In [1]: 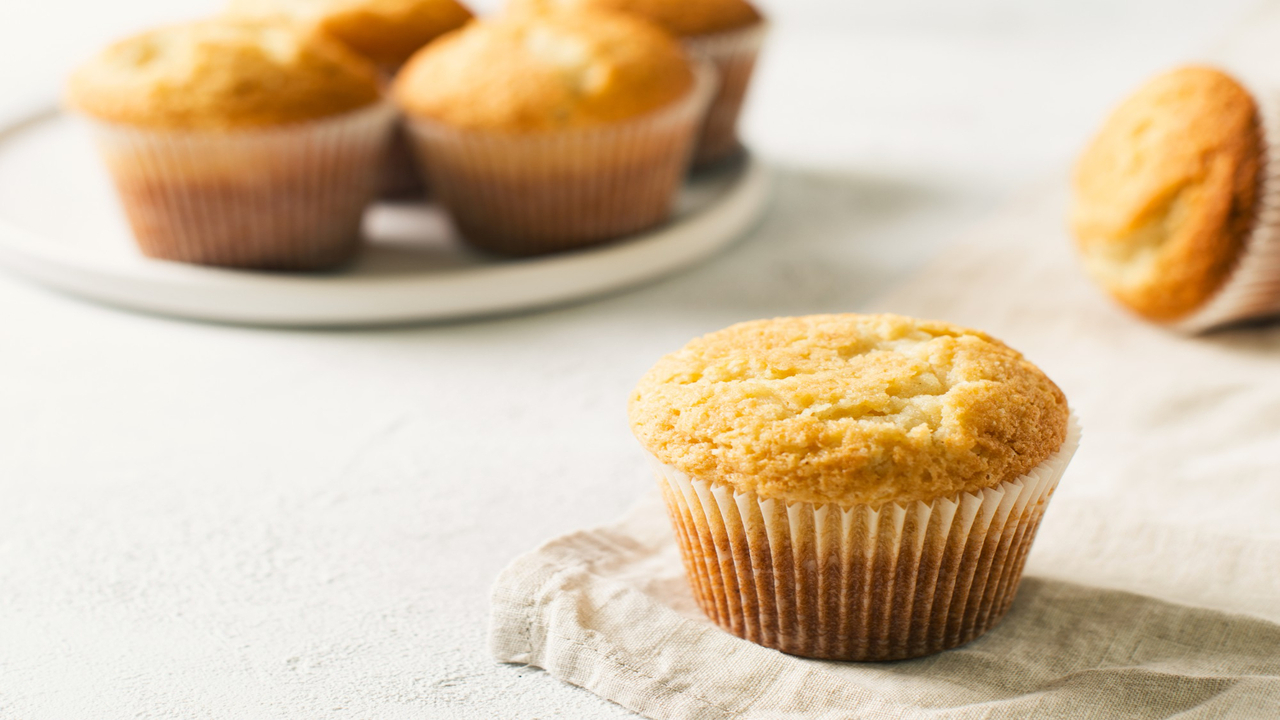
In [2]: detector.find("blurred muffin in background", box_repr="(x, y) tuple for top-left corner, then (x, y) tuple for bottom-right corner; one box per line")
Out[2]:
(227, 0), (475, 197)
(66, 18), (395, 270)
(509, 0), (766, 167)
(1072, 66), (1280, 331)
(226, 0), (473, 71)
(393, 10), (714, 255)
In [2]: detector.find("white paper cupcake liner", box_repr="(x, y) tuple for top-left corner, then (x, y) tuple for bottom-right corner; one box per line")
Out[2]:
(682, 22), (767, 168)
(1173, 90), (1280, 332)
(652, 414), (1081, 662)
(85, 102), (397, 271)
(403, 64), (717, 256)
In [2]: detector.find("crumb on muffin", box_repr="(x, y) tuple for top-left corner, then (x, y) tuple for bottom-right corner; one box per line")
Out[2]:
(629, 314), (1070, 507)
(66, 18), (382, 130)
(393, 10), (695, 132)
(1072, 65), (1263, 322)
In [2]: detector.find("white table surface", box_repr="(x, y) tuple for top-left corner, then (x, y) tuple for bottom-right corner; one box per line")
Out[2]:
(0, 1), (1268, 717)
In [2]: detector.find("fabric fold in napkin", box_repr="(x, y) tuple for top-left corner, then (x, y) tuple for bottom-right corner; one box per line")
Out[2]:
(491, 186), (1280, 719)
(491, 493), (1280, 720)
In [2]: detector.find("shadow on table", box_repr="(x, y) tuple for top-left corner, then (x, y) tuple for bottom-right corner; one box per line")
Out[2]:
(1200, 316), (1280, 355)
(634, 573), (1280, 716)
(839, 576), (1280, 713)
(597, 163), (975, 323)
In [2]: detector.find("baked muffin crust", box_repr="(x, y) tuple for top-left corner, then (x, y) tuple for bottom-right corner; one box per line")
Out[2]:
(629, 314), (1069, 507)
(1072, 66), (1263, 322)
(66, 19), (381, 130)
(226, 0), (473, 69)
(508, 0), (761, 37)
(393, 10), (694, 131)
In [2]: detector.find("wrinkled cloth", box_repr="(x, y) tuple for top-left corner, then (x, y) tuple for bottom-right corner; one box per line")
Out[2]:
(491, 186), (1280, 718)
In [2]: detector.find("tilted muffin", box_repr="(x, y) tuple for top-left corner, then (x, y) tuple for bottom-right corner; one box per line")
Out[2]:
(226, 0), (474, 70)
(394, 10), (714, 254)
(629, 314), (1078, 661)
(509, 0), (767, 166)
(67, 19), (395, 270)
(1073, 66), (1280, 330)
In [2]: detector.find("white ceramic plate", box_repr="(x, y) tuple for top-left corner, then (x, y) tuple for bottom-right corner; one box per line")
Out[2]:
(0, 108), (769, 327)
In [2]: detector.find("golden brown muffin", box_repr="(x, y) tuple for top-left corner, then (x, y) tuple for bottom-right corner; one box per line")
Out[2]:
(66, 18), (393, 270)
(66, 18), (381, 130)
(1072, 66), (1263, 323)
(509, 0), (766, 166)
(225, 0), (473, 69)
(394, 10), (695, 132)
(507, 0), (761, 37)
(629, 313), (1069, 507)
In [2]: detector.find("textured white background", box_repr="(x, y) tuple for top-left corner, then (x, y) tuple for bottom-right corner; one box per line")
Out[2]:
(0, 1), (1268, 717)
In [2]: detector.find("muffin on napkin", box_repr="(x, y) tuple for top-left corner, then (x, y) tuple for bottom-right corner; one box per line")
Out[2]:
(393, 10), (714, 255)
(628, 314), (1079, 661)
(1072, 66), (1280, 332)
(66, 19), (395, 270)
(509, 0), (766, 167)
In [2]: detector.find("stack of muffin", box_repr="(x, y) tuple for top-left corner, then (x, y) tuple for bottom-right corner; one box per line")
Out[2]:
(65, 0), (768, 271)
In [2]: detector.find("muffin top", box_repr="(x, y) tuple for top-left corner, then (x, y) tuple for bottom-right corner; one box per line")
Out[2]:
(225, 0), (473, 69)
(507, 0), (761, 36)
(629, 314), (1070, 508)
(1072, 66), (1263, 323)
(393, 10), (694, 131)
(66, 19), (382, 130)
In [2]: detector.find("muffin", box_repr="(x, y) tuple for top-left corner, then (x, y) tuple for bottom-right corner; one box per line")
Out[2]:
(1072, 66), (1280, 331)
(226, 0), (474, 70)
(509, 0), (766, 167)
(225, 0), (474, 197)
(629, 314), (1078, 661)
(66, 19), (395, 270)
(394, 10), (714, 255)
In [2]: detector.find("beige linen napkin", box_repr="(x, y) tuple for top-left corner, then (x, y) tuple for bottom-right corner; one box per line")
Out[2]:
(490, 186), (1280, 718)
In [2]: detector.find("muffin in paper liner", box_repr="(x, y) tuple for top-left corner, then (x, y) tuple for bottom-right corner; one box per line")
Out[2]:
(85, 102), (396, 271)
(403, 64), (717, 256)
(651, 415), (1081, 662)
(1173, 91), (1280, 332)
(683, 22), (767, 168)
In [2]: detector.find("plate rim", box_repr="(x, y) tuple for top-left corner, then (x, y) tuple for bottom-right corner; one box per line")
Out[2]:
(0, 106), (771, 327)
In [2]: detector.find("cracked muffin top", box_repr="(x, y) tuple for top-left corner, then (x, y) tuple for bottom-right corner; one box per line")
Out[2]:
(506, 0), (762, 37)
(66, 18), (382, 130)
(628, 314), (1070, 507)
(393, 10), (694, 132)
(225, 0), (473, 69)
(1072, 66), (1263, 323)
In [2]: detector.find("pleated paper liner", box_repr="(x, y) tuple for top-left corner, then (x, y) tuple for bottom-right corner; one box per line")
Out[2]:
(653, 415), (1081, 662)
(380, 119), (428, 199)
(374, 66), (427, 200)
(683, 22), (767, 169)
(403, 64), (717, 257)
(85, 101), (396, 271)
(1174, 90), (1280, 332)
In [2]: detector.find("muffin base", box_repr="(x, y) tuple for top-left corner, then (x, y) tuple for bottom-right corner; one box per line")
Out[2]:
(684, 22), (767, 168)
(1173, 91), (1280, 332)
(403, 65), (716, 256)
(652, 415), (1080, 662)
(87, 103), (396, 271)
